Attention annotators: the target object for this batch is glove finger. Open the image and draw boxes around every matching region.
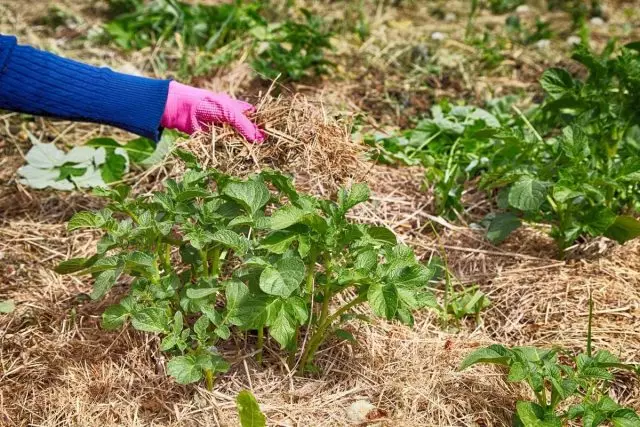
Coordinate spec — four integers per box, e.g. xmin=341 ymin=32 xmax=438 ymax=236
xmin=236 ymin=100 xmax=256 ymax=113
xmin=229 ymin=108 xmax=266 ymax=143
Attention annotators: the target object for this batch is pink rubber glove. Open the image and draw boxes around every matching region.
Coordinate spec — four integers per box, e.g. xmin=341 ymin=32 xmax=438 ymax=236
xmin=160 ymin=81 xmax=265 ymax=143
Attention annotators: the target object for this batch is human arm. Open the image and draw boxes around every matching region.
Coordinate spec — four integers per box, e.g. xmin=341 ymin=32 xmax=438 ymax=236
xmin=0 ymin=35 xmax=263 ymax=142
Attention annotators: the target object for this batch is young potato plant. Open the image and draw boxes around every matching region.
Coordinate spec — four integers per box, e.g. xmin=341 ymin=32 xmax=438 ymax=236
xmin=56 ymin=151 xmax=441 ymax=386
xmin=482 ymin=42 xmax=640 ymax=254
xmin=460 ymin=300 xmax=640 ymax=426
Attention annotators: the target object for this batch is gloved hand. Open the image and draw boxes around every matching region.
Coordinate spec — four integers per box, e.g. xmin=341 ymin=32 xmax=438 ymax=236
xmin=160 ymin=81 xmax=265 ymax=143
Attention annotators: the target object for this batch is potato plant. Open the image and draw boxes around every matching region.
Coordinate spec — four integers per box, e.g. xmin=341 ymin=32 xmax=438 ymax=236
xmin=461 ymin=300 xmax=640 ymax=426
xmin=56 ymin=151 xmax=440 ymax=386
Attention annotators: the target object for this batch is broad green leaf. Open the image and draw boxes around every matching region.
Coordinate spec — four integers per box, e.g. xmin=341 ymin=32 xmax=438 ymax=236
xmin=211 ymin=229 xmax=250 ymax=255
xmin=125 ymin=251 xmax=159 ymax=277
xmin=515 ymin=401 xmax=562 ymax=427
xmin=605 ymin=216 xmax=640 ymax=244
xmin=268 ymin=205 xmax=307 ymax=230
xmin=223 ymin=180 xmax=270 ymax=215
xmin=122 ymin=137 xmax=155 ymax=163
xmin=366 ymin=226 xmax=397 ymax=245
xmin=102 ymin=303 xmax=129 ymax=330
xmin=236 ymin=390 xmax=266 ymax=427
xmin=174 ymin=148 xmax=199 ymax=168
xmin=259 ymin=257 xmax=305 ymax=297
xmin=68 ymin=212 xmax=104 ymax=231
xmin=259 ymin=231 xmax=297 ymax=254
xmin=260 ymin=168 xmax=299 ymax=201
xmin=0 ymin=300 xmax=15 ymax=314
xmin=167 ymin=355 xmax=203 ymax=384
xmin=269 ymin=305 xmax=296 ymax=348
xmin=186 ymin=288 xmax=218 ymax=299
xmin=612 ymin=409 xmax=640 ymax=427
xmin=91 ymin=267 xmax=122 ymax=300
xmin=486 ymin=212 xmax=521 ymax=244
xmin=459 ymin=345 xmax=511 ymax=370
xmin=215 ymin=324 xmax=231 ymax=339
xmin=540 ymin=68 xmax=575 ymax=100
xmin=508 ymin=178 xmax=547 ymax=212
xmin=193 ymin=315 xmax=210 ymax=341
xmin=368 ymin=281 xmax=398 ymax=320
xmin=355 ymin=250 xmax=377 ymax=270
xmin=338 ymin=183 xmax=370 ymax=212
xmin=100 ymin=149 xmax=128 ymax=183
xmin=131 ymin=307 xmax=169 ymax=333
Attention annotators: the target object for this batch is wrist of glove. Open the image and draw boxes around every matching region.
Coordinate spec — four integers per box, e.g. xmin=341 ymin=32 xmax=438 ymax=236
xmin=160 ymin=81 xmax=265 ymax=143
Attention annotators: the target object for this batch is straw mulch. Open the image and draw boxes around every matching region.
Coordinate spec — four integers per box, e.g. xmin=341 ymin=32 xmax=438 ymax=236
xmin=1 ymin=94 xmax=639 ymax=427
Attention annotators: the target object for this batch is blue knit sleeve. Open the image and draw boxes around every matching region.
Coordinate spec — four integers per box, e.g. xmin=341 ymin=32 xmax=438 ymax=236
xmin=0 ymin=35 xmax=170 ymax=141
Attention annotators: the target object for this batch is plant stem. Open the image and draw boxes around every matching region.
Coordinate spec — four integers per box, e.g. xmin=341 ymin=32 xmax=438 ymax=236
xmin=163 ymin=243 xmax=171 ymax=272
xmin=210 ymin=247 xmax=221 ymax=277
xmin=125 ymin=208 xmax=140 ymax=224
xmin=408 ymin=130 xmax=442 ymax=159
xmin=297 ymin=294 xmax=366 ymax=375
xmin=204 ymin=369 xmax=214 ymax=391
xmin=587 ymin=292 xmax=594 ymax=358
xmin=256 ymin=327 xmax=264 ymax=364
xmin=287 ymin=327 xmax=299 ymax=368
xmin=512 ymin=105 xmax=544 ymax=144
xmin=199 ymin=249 xmax=209 ymax=277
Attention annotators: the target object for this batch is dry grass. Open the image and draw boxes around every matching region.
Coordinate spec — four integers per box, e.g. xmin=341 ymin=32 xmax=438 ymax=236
xmin=1 ymin=1 xmax=640 ymax=426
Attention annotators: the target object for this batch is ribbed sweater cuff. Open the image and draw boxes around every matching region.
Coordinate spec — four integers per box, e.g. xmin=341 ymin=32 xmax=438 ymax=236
xmin=0 ymin=39 xmax=170 ymax=141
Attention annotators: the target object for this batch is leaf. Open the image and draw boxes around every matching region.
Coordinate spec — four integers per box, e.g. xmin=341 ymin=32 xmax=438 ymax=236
xmin=368 ymin=282 xmax=398 ymax=320
xmin=131 ymin=307 xmax=169 ymax=333
xmin=125 ymin=251 xmax=159 ymax=277
xmin=267 ymin=205 xmax=307 ymax=230
xmin=508 ymin=178 xmax=547 ymax=212
xmin=355 ymin=250 xmax=377 ymax=270
xmin=211 ymin=229 xmax=250 ymax=255
xmin=259 ymin=257 xmax=305 ymax=297
xmin=515 ymin=401 xmax=562 ymax=427
xmin=71 ymin=165 xmax=107 ymax=188
xmin=223 ymin=180 xmax=270 ymax=215
xmin=236 ymin=390 xmax=266 ymax=427
xmin=186 ymin=288 xmax=218 ymax=299
xmin=540 ymin=68 xmax=575 ymax=100
xmin=612 ymin=409 xmax=640 ymax=427
xmin=261 ymin=168 xmax=299 ymax=201
xmin=91 ymin=267 xmax=122 ymax=300
xmin=605 ymin=216 xmax=640 ymax=244
xmin=102 ymin=303 xmax=129 ymax=330
xmin=139 ymin=130 xmax=178 ymax=167
xmin=366 ymin=226 xmax=397 ymax=245
xmin=259 ymin=231 xmax=297 ymax=254
xmin=338 ymin=183 xmax=370 ymax=212
xmin=486 ymin=212 xmax=522 ymax=244
xmin=55 ymin=256 xmax=97 ymax=274
xmin=269 ymin=305 xmax=296 ymax=348
xmin=0 ymin=300 xmax=15 ymax=314
xmin=167 ymin=355 xmax=203 ymax=384
xmin=68 ymin=212 xmax=103 ymax=231
xmin=24 ymin=143 xmax=66 ymax=168
xmin=100 ymin=149 xmax=128 ymax=183
xmin=459 ymin=345 xmax=511 ymax=370
xmin=174 ymin=148 xmax=199 ymax=168
xmin=122 ymin=137 xmax=155 ymax=163
xmin=17 ymin=165 xmax=73 ymax=190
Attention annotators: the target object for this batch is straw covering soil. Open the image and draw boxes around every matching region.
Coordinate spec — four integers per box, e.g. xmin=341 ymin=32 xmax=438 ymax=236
xmin=1 ymin=0 xmax=640 ymax=426
xmin=1 ymin=94 xmax=640 ymax=427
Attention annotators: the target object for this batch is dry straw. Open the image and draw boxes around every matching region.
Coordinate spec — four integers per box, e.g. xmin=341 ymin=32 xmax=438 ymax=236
xmin=1 ymin=94 xmax=639 ymax=426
